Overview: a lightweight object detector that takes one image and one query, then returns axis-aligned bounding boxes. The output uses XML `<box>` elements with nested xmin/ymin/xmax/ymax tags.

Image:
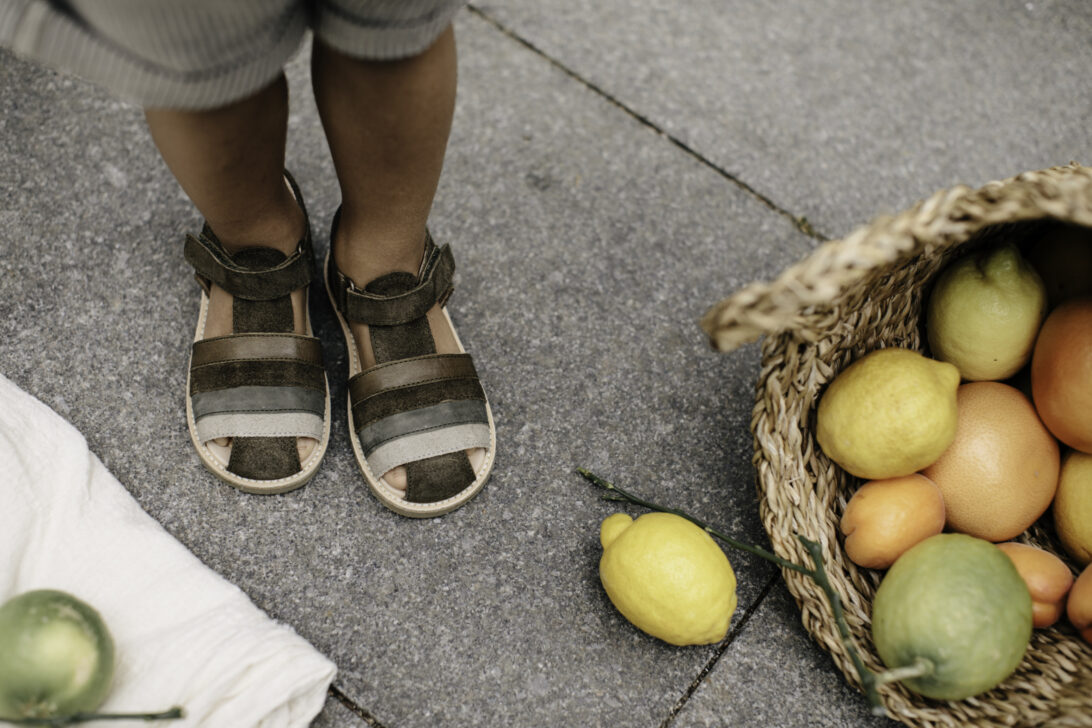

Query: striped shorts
<box><xmin>0</xmin><ymin>0</ymin><xmax>466</xmax><ymax>109</ymax></box>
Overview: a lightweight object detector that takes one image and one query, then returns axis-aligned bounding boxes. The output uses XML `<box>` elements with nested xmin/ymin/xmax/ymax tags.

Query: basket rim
<box><xmin>702</xmin><ymin>162</ymin><xmax>1092</xmax><ymax>353</ymax></box>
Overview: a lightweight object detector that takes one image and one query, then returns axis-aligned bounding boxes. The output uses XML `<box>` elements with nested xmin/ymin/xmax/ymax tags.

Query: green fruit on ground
<box><xmin>0</xmin><ymin>590</ymin><xmax>115</xmax><ymax>719</ymax></box>
<box><xmin>871</xmin><ymin>534</ymin><xmax>1032</xmax><ymax>701</ymax></box>
<box><xmin>599</xmin><ymin>512</ymin><xmax>737</xmax><ymax>646</ymax></box>
<box><xmin>816</xmin><ymin>348</ymin><xmax>960</xmax><ymax>480</ymax></box>
<box><xmin>927</xmin><ymin>243</ymin><xmax>1047</xmax><ymax>381</ymax></box>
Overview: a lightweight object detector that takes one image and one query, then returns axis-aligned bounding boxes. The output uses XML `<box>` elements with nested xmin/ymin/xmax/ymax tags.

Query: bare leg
<box><xmin>311</xmin><ymin>27</ymin><xmax>483</xmax><ymax>490</ymax></box>
<box><xmin>145</xmin><ymin>75</ymin><xmax>315</xmax><ymax>462</ymax></box>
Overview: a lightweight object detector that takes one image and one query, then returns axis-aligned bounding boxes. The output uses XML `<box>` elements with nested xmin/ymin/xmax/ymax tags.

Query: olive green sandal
<box><xmin>325</xmin><ymin>212</ymin><xmax>496</xmax><ymax>517</ymax></box>
<box><xmin>183</xmin><ymin>174</ymin><xmax>331</xmax><ymax>494</ymax></box>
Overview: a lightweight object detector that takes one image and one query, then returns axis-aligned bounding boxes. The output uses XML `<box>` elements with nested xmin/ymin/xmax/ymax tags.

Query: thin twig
<box><xmin>0</xmin><ymin>707</ymin><xmax>183</xmax><ymax>726</ymax></box>
<box><xmin>578</xmin><ymin>468</ymin><xmax>922</xmax><ymax>716</ymax></box>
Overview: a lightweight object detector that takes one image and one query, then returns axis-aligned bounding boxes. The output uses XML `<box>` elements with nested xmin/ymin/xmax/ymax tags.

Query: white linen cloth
<box><xmin>0</xmin><ymin>374</ymin><xmax>336</xmax><ymax>727</ymax></box>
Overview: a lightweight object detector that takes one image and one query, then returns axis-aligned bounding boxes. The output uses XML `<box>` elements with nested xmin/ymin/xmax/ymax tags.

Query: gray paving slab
<box><xmin>475</xmin><ymin>0</ymin><xmax>1092</xmax><ymax>239</ymax></box>
<box><xmin>673</xmin><ymin>580</ymin><xmax>890</xmax><ymax>728</ymax></box>
<box><xmin>0</xmin><ymin>7</ymin><xmax>869</xmax><ymax>728</ymax></box>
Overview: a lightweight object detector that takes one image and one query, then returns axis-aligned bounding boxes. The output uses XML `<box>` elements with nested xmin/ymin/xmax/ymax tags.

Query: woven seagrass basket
<box><xmin>701</xmin><ymin>163</ymin><xmax>1092</xmax><ymax>728</ymax></box>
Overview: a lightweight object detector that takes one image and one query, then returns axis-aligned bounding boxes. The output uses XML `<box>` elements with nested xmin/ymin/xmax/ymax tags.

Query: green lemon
<box><xmin>599</xmin><ymin>513</ymin><xmax>737</xmax><ymax>646</ymax></box>
<box><xmin>872</xmin><ymin>534</ymin><xmax>1032</xmax><ymax>701</ymax></box>
<box><xmin>927</xmin><ymin>244</ymin><xmax>1046</xmax><ymax>380</ymax></box>
<box><xmin>0</xmin><ymin>590</ymin><xmax>115</xmax><ymax>719</ymax></box>
<box><xmin>816</xmin><ymin>348</ymin><xmax>960</xmax><ymax>479</ymax></box>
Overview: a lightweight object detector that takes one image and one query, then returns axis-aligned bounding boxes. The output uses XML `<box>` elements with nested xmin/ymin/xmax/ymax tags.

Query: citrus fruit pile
<box><xmin>817</xmin><ymin>236</ymin><xmax>1092</xmax><ymax>701</ymax></box>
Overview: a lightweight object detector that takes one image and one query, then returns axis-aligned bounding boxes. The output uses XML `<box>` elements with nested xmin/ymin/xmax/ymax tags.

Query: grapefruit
<box><xmin>923</xmin><ymin>382</ymin><xmax>1059</xmax><ymax>542</ymax></box>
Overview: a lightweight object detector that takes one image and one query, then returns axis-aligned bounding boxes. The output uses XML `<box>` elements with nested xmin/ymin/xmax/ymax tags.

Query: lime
<box><xmin>0</xmin><ymin>590</ymin><xmax>115</xmax><ymax>719</ymax></box>
<box><xmin>599</xmin><ymin>513</ymin><xmax>737</xmax><ymax>646</ymax></box>
<box><xmin>816</xmin><ymin>348</ymin><xmax>960</xmax><ymax>479</ymax></box>
<box><xmin>871</xmin><ymin>534</ymin><xmax>1032</xmax><ymax>701</ymax></box>
<box><xmin>927</xmin><ymin>244</ymin><xmax>1046</xmax><ymax>380</ymax></box>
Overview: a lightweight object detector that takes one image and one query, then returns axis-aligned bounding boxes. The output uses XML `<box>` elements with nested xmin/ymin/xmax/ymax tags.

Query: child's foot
<box><xmin>331</xmin><ymin>225</ymin><xmax>485</xmax><ymax>493</ymax></box>
<box><xmin>186</xmin><ymin>174</ymin><xmax>329</xmax><ymax>492</ymax></box>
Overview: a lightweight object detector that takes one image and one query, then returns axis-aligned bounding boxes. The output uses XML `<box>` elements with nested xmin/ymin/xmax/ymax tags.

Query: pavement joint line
<box><xmin>657</xmin><ymin>570</ymin><xmax>781</xmax><ymax>728</ymax></box>
<box><xmin>466</xmin><ymin>4</ymin><xmax>830</xmax><ymax>243</ymax></box>
<box><xmin>328</xmin><ymin>684</ymin><xmax>388</xmax><ymax>728</ymax></box>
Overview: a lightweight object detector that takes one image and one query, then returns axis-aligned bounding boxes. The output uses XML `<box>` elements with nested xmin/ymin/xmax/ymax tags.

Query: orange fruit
<box><xmin>1031</xmin><ymin>298</ymin><xmax>1092</xmax><ymax>453</ymax></box>
<box><xmin>996</xmin><ymin>542</ymin><xmax>1074</xmax><ymax>628</ymax></box>
<box><xmin>1068</xmin><ymin>563</ymin><xmax>1092</xmax><ymax>645</ymax></box>
<box><xmin>922</xmin><ymin>382</ymin><xmax>1059</xmax><ymax>542</ymax></box>
<box><xmin>840</xmin><ymin>474</ymin><xmax>946</xmax><ymax>569</ymax></box>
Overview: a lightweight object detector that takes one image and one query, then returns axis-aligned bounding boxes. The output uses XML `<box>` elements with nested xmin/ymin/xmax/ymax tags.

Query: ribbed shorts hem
<box><xmin>315</xmin><ymin>1</ymin><xmax>465</xmax><ymax>61</ymax></box>
<box><xmin>0</xmin><ymin>0</ymin><xmax>466</xmax><ymax>110</ymax></box>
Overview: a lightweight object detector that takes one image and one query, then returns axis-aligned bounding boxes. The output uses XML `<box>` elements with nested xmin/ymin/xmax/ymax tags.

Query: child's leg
<box><xmin>145</xmin><ymin>75</ymin><xmax>307</xmax><ymax>341</ymax></box>
<box><xmin>312</xmin><ymin>27</ymin><xmax>456</xmax><ymax>290</ymax></box>
<box><xmin>146</xmin><ymin>75</ymin><xmax>318</xmax><ymax>467</ymax></box>
<box><xmin>312</xmin><ymin>25</ymin><xmax>487</xmax><ymax>496</ymax></box>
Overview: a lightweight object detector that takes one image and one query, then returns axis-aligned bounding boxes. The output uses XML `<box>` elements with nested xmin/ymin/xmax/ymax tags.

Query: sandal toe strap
<box><xmin>350</xmin><ymin>354</ymin><xmax>490</xmax><ymax>479</ymax></box>
<box><xmin>190</xmin><ymin>333</ymin><xmax>326</xmax><ymax>444</ymax></box>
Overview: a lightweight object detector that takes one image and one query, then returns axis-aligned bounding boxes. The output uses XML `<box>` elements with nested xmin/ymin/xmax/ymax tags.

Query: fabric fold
<box><xmin>0</xmin><ymin>374</ymin><xmax>336</xmax><ymax>728</ymax></box>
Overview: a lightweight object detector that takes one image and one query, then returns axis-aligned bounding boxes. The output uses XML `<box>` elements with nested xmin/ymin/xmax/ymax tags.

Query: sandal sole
<box><xmin>186</xmin><ymin>290</ymin><xmax>331</xmax><ymax>494</ymax></box>
<box><xmin>324</xmin><ymin>252</ymin><xmax>496</xmax><ymax>517</ymax></box>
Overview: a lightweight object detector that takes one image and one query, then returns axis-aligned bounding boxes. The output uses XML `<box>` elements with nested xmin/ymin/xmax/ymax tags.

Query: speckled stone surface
<box><xmin>474</xmin><ymin>0</ymin><xmax>1092</xmax><ymax>239</ymax></box>
<box><xmin>311</xmin><ymin>695</ymin><xmax>373</xmax><ymax>728</ymax></box>
<box><xmin>4</xmin><ymin>2</ymin><xmax>1078</xmax><ymax>726</ymax></box>
<box><xmin>673</xmin><ymin>581</ymin><xmax>891</xmax><ymax>728</ymax></box>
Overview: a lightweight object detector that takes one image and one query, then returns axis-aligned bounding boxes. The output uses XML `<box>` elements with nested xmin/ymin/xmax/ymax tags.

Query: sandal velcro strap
<box><xmin>184</xmin><ymin>226</ymin><xmax>316</xmax><ymax>301</ymax></box>
<box><xmin>329</xmin><ymin>233</ymin><xmax>455</xmax><ymax>326</ymax></box>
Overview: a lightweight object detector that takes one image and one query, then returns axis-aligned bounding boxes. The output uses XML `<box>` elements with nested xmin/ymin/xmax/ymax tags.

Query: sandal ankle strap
<box><xmin>328</xmin><ymin>229</ymin><xmax>456</xmax><ymax>327</ymax></box>
<box><xmin>183</xmin><ymin>172</ymin><xmax>316</xmax><ymax>301</ymax></box>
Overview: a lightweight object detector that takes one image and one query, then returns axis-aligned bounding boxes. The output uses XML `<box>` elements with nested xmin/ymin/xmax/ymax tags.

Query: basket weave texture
<box><xmin>701</xmin><ymin>163</ymin><xmax>1092</xmax><ymax>728</ymax></box>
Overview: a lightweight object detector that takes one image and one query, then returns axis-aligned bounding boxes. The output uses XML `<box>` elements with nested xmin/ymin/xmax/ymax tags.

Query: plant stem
<box><xmin>578</xmin><ymin>468</ymin><xmax>915</xmax><ymax>717</ymax></box>
<box><xmin>0</xmin><ymin>707</ymin><xmax>183</xmax><ymax>726</ymax></box>
<box><xmin>874</xmin><ymin>657</ymin><xmax>934</xmax><ymax>686</ymax></box>
<box><xmin>579</xmin><ymin>469</ymin><xmax>809</xmax><ymax>576</ymax></box>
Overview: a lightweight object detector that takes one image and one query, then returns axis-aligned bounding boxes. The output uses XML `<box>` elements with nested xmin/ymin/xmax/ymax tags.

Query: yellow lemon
<box><xmin>926</xmin><ymin>244</ymin><xmax>1047</xmax><ymax>380</ymax></box>
<box><xmin>1054</xmin><ymin>451</ymin><xmax>1092</xmax><ymax>566</ymax></box>
<box><xmin>599</xmin><ymin>513</ymin><xmax>737</xmax><ymax>646</ymax></box>
<box><xmin>816</xmin><ymin>348</ymin><xmax>960</xmax><ymax>479</ymax></box>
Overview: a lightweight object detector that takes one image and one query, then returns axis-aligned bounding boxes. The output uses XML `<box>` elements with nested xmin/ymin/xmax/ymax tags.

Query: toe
<box><xmin>297</xmin><ymin>436</ymin><xmax>318</xmax><ymax>463</ymax></box>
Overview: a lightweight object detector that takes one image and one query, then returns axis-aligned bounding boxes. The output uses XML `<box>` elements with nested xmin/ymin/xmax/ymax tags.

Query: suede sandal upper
<box><xmin>326</xmin><ymin>213</ymin><xmax>492</xmax><ymax>507</ymax></box>
<box><xmin>185</xmin><ymin>173</ymin><xmax>329</xmax><ymax>487</ymax></box>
